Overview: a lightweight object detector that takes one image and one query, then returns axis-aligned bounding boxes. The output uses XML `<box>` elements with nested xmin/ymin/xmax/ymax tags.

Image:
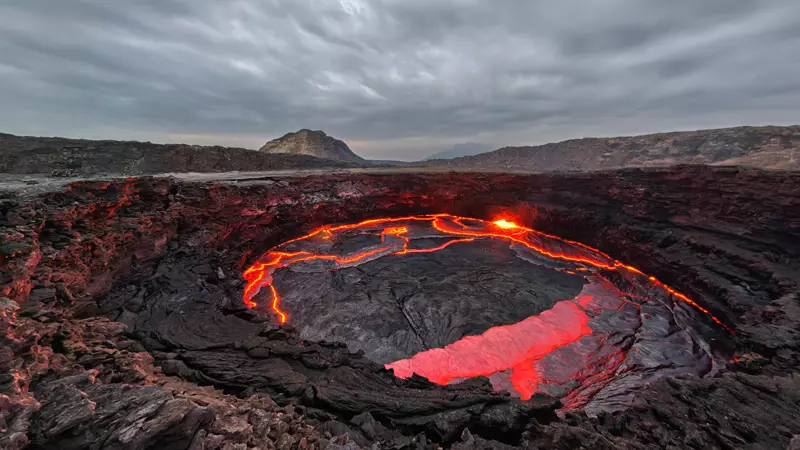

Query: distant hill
<box><xmin>365</xmin><ymin>159</ymin><xmax>417</xmax><ymax>167</ymax></box>
<box><xmin>0</xmin><ymin>134</ymin><xmax>362</xmax><ymax>177</ymax></box>
<box><xmin>423</xmin><ymin>143</ymin><xmax>490</xmax><ymax>161</ymax></box>
<box><xmin>260</xmin><ymin>129</ymin><xmax>365</xmax><ymax>163</ymax></box>
<box><xmin>424</xmin><ymin>126</ymin><xmax>799</xmax><ymax>172</ymax></box>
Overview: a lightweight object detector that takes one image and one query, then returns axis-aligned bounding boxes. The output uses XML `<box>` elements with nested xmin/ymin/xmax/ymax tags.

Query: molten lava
<box><xmin>492</xmin><ymin>218</ymin><xmax>520</xmax><ymax>229</ymax></box>
<box><xmin>241</xmin><ymin>214</ymin><xmax>731</xmax><ymax>405</ymax></box>
<box><xmin>386</xmin><ymin>299</ymin><xmax>593</xmax><ymax>386</ymax></box>
<box><xmin>243</xmin><ymin>214</ymin><xmax>729</xmax><ymax>330</ymax></box>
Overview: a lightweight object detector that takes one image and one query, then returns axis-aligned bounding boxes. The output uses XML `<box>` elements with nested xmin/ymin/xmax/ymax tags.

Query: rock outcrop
<box><xmin>260</xmin><ymin>130</ymin><xmax>365</xmax><ymax>163</ymax></box>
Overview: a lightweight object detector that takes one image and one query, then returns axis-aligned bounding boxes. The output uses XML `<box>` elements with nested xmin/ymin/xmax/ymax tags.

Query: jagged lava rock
<box><xmin>1</xmin><ymin>166</ymin><xmax>800</xmax><ymax>449</ymax></box>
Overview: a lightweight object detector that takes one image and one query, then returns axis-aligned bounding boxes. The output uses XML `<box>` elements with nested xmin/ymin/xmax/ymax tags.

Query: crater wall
<box><xmin>2</xmin><ymin>166</ymin><xmax>800</xmax><ymax>449</ymax></box>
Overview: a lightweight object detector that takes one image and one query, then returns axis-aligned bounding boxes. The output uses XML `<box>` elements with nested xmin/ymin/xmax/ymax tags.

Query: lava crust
<box><xmin>2</xmin><ymin>166</ymin><xmax>800</xmax><ymax>450</ymax></box>
<box><xmin>243</xmin><ymin>214</ymin><xmax>725</xmax><ymax>413</ymax></box>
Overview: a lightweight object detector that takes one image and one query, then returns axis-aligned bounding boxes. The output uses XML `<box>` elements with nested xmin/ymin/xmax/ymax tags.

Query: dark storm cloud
<box><xmin>0</xmin><ymin>0</ymin><xmax>798</xmax><ymax>159</ymax></box>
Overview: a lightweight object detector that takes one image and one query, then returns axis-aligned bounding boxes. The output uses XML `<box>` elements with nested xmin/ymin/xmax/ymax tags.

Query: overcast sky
<box><xmin>1</xmin><ymin>0</ymin><xmax>798</xmax><ymax>160</ymax></box>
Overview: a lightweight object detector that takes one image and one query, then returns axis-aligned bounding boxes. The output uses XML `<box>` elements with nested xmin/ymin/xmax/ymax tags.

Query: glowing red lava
<box><xmin>386</xmin><ymin>299</ymin><xmax>593</xmax><ymax>389</ymax></box>
<box><xmin>242</xmin><ymin>214</ymin><xmax>731</xmax><ymax>404</ymax></box>
<box><xmin>243</xmin><ymin>214</ymin><xmax>729</xmax><ymax>329</ymax></box>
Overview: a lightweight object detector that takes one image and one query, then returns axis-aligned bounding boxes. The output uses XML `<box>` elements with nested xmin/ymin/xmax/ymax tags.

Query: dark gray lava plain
<box><xmin>276</xmin><ymin>239</ymin><xmax>585</xmax><ymax>363</ymax></box>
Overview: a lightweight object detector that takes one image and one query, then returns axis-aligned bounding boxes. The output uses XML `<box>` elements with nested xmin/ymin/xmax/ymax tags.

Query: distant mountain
<box><xmin>366</xmin><ymin>159</ymin><xmax>417</xmax><ymax>167</ymax></box>
<box><xmin>260</xmin><ymin>129</ymin><xmax>365</xmax><ymax>163</ymax></box>
<box><xmin>0</xmin><ymin>134</ymin><xmax>361</xmax><ymax>177</ymax></box>
<box><xmin>424</xmin><ymin>126</ymin><xmax>800</xmax><ymax>172</ymax></box>
<box><xmin>423</xmin><ymin>143</ymin><xmax>490</xmax><ymax>160</ymax></box>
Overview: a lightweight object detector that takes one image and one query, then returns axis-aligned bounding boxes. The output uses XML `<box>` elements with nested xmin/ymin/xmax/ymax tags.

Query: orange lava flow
<box><xmin>386</xmin><ymin>299</ymin><xmax>593</xmax><ymax>393</ymax></box>
<box><xmin>241</xmin><ymin>214</ymin><xmax>732</xmax><ymax>333</ymax></box>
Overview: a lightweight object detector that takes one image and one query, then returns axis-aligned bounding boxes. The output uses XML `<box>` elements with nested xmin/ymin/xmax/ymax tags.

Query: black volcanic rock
<box><xmin>273</xmin><ymin>239</ymin><xmax>586</xmax><ymax>363</ymax></box>
<box><xmin>260</xmin><ymin>129</ymin><xmax>365</xmax><ymax>163</ymax></box>
<box><xmin>2</xmin><ymin>166</ymin><xmax>800</xmax><ymax>449</ymax></box>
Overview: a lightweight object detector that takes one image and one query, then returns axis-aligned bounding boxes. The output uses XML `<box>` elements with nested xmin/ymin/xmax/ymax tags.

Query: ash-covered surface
<box><xmin>2</xmin><ymin>166</ymin><xmax>800</xmax><ymax>449</ymax></box>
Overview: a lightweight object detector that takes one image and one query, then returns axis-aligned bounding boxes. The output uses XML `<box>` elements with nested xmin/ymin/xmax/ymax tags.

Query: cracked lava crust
<box><xmin>2</xmin><ymin>166</ymin><xmax>800</xmax><ymax>449</ymax></box>
<box><xmin>241</xmin><ymin>214</ymin><xmax>729</xmax><ymax>414</ymax></box>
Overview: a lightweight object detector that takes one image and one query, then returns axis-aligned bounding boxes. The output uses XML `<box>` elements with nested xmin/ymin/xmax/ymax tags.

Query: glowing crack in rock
<box><xmin>243</xmin><ymin>214</ymin><xmax>729</xmax><ymax>331</ymax></box>
<box><xmin>242</xmin><ymin>214</ymin><xmax>731</xmax><ymax>409</ymax></box>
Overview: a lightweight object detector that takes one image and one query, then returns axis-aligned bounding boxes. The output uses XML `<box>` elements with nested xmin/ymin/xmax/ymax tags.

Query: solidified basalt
<box><xmin>1</xmin><ymin>166</ymin><xmax>800</xmax><ymax>449</ymax></box>
<box><xmin>272</xmin><ymin>239</ymin><xmax>585</xmax><ymax>363</ymax></box>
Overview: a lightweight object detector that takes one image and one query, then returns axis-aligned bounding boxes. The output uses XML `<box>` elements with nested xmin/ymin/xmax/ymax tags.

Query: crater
<box><xmin>5</xmin><ymin>168</ymin><xmax>799</xmax><ymax>449</ymax></box>
<box><xmin>243</xmin><ymin>214</ymin><xmax>728</xmax><ymax>413</ymax></box>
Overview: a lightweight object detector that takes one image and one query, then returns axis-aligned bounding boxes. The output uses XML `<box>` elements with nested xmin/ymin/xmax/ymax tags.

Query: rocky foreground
<box><xmin>1</xmin><ymin>166</ymin><xmax>800</xmax><ymax>449</ymax></box>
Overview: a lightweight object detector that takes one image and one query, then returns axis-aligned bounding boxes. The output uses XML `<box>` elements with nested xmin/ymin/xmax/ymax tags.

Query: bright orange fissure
<box><xmin>241</xmin><ymin>214</ymin><xmax>732</xmax><ymax>333</ymax></box>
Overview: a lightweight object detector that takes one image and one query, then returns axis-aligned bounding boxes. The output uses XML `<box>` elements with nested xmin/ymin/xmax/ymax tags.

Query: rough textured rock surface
<box><xmin>271</xmin><ymin>239</ymin><xmax>586</xmax><ymax>364</ymax></box>
<box><xmin>0</xmin><ymin>133</ymin><xmax>360</xmax><ymax>177</ymax></box>
<box><xmin>260</xmin><ymin>130</ymin><xmax>365</xmax><ymax>164</ymax></box>
<box><xmin>425</xmin><ymin>125</ymin><xmax>800</xmax><ymax>171</ymax></box>
<box><xmin>1</xmin><ymin>166</ymin><xmax>800</xmax><ymax>449</ymax></box>
<box><xmin>245</xmin><ymin>215</ymin><xmax>723</xmax><ymax>411</ymax></box>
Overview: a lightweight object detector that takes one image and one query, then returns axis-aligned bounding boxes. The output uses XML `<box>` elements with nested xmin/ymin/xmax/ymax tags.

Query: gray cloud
<box><xmin>0</xmin><ymin>0</ymin><xmax>798</xmax><ymax>160</ymax></box>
